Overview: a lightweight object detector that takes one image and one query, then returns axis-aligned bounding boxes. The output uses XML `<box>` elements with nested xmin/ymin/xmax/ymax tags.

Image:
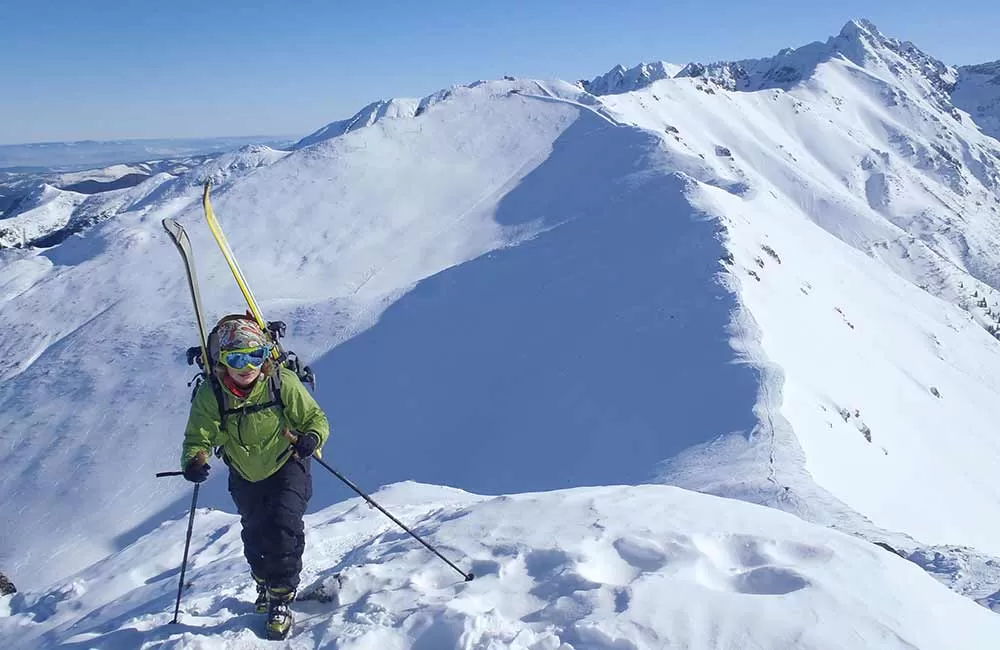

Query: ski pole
<box><xmin>155</xmin><ymin>471</ymin><xmax>201</xmax><ymax>623</ymax></box>
<box><xmin>310</xmin><ymin>454</ymin><xmax>474</xmax><ymax>582</ymax></box>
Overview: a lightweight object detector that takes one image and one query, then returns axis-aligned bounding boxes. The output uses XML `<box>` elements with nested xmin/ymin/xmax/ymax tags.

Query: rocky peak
<box><xmin>582</xmin><ymin>61</ymin><xmax>682</xmax><ymax>96</ymax></box>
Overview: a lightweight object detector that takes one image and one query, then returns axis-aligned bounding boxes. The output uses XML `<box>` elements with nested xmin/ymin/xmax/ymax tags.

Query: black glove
<box><xmin>183</xmin><ymin>456</ymin><xmax>210</xmax><ymax>483</ymax></box>
<box><xmin>292</xmin><ymin>432</ymin><xmax>320</xmax><ymax>459</ymax></box>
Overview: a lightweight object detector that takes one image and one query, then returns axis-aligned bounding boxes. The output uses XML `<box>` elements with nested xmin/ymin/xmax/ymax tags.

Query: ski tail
<box><xmin>198</xmin><ymin>180</ymin><xmax>317</xmax><ymax>392</ymax></box>
<box><xmin>201</xmin><ymin>181</ymin><xmax>279</xmax><ymax>359</ymax></box>
<box><xmin>163</xmin><ymin>217</ymin><xmax>211</xmax><ymax>370</ymax></box>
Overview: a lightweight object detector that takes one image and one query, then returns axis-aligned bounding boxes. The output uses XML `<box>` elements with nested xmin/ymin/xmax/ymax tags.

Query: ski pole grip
<box><xmin>156</xmin><ymin>471</ymin><xmax>185</xmax><ymax>478</ymax></box>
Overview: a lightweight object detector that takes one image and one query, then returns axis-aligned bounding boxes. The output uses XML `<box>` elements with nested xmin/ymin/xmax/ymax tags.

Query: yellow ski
<box><xmin>201</xmin><ymin>181</ymin><xmax>280</xmax><ymax>360</ymax></box>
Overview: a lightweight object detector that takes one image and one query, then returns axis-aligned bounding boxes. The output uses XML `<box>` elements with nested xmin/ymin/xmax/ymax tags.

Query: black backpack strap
<box><xmin>270</xmin><ymin>369</ymin><xmax>284</xmax><ymax>410</ymax></box>
<box><xmin>214</xmin><ymin>369</ymin><xmax>286</xmax><ymax>425</ymax></box>
<box><xmin>208</xmin><ymin>374</ymin><xmax>230</xmax><ymax>430</ymax></box>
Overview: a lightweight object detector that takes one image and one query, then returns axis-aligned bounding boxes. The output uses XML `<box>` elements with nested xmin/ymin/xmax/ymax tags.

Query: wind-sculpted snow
<box><xmin>3</xmin><ymin>19</ymin><xmax>1000</xmax><ymax>644</ymax></box>
<box><xmin>3</xmin><ymin>483</ymin><xmax>999</xmax><ymax>649</ymax></box>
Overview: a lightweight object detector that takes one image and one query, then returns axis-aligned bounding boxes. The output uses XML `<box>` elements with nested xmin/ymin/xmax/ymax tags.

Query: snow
<box><xmin>583</xmin><ymin>61</ymin><xmax>682</xmax><ymax>95</ymax></box>
<box><xmin>2</xmin><ymin>17</ymin><xmax>1000</xmax><ymax>649</ymax></box>
<box><xmin>294</xmin><ymin>99</ymin><xmax>424</xmax><ymax>149</ymax></box>
<box><xmin>0</xmin><ymin>146</ymin><xmax>291</xmax><ymax>248</ymax></box>
<box><xmin>591</xmin><ymin>48</ymin><xmax>1000</xmax><ymax>555</ymax></box>
<box><xmin>5</xmin><ymin>482</ymin><xmax>1000</xmax><ymax>649</ymax></box>
<box><xmin>0</xmin><ymin>184</ymin><xmax>88</xmax><ymax>246</ymax></box>
<box><xmin>54</xmin><ymin>164</ymin><xmax>150</xmax><ymax>186</ymax></box>
<box><xmin>953</xmin><ymin>61</ymin><xmax>1000</xmax><ymax>141</ymax></box>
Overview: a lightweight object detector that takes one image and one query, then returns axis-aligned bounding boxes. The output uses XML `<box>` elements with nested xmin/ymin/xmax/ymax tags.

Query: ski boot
<box><xmin>265</xmin><ymin>586</ymin><xmax>296</xmax><ymax>640</ymax></box>
<box><xmin>252</xmin><ymin>574</ymin><xmax>268</xmax><ymax>614</ymax></box>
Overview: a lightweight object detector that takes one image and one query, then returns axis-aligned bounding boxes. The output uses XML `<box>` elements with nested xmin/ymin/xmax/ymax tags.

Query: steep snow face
<box><xmin>5</xmin><ymin>482</ymin><xmax>1000</xmax><ymax>650</ymax></box>
<box><xmin>582</xmin><ymin>61</ymin><xmax>682</xmax><ymax>95</ymax></box>
<box><xmin>953</xmin><ymin>61</ymin><xmax>1000</xmax><ymax>141</ymax></box>
<box><xmin>595</xmin><ymin>22</ymin><xmax>1000</xmax><ymax>556</ymax></box>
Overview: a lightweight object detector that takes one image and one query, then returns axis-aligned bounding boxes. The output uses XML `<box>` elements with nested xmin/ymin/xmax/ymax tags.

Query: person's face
<box><xmin>226</xmin><ymin>364</ymin><xmax>262</xmax><ymax>387</ymax></box>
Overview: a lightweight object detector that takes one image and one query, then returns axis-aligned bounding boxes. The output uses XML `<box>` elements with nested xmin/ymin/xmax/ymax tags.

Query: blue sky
<box><xmin>2</xmin><ymin>0</ymin><xmax>997</xmax><ymax>144</ymax></box>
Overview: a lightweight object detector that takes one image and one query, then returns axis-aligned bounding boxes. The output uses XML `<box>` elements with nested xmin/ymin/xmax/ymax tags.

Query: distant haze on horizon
<box><xmin>3</xmin><ymin>0</ymin><xmax>997</xmax><ymax>145</ymax></box>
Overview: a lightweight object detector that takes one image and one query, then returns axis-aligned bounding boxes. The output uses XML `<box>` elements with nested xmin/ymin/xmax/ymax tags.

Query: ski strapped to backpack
<box><xmin>162</xmin><ymin>182</ymin><xmax>317</xmax><ymax>450</ymax></box>
<box><xmin>201</xmin><ymin>180</ymin><xmax>280</xmax><ymax>363</ymax></box>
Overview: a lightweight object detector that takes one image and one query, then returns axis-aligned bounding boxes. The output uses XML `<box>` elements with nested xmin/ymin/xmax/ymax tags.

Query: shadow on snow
<box><xmin>307</xmin><ymin>112</ymin><xmax>759</xmax><ymax>502</ymax></box>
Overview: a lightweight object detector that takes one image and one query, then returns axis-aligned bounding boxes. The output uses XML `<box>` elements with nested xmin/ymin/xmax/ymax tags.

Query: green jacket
<box><xmin>181</xmin><ymin>366</ymin><xmax>330</xmax><ymax>482</ymax></box>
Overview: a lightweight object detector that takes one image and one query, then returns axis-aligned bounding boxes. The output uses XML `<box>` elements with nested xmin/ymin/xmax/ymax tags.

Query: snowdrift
<box><xmin>3</xmin><ymin>482</ymin><xmax>998</xmax><ymax>649</ymax></box>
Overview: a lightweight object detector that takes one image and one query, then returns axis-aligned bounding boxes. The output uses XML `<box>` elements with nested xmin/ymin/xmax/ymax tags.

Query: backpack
<box><xmin>185</xmin><ymin>313</ymin><xmax>317</xmax><ymax>432</ymax></box>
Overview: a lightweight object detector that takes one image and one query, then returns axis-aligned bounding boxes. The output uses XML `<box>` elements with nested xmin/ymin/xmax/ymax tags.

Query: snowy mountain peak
<box><xmin>582</xmin><ymin>61</ymin><xmax>682</xmax><ymax>95</ymax></box>
<box><xmin>837</xmin><ymin>17</ymin><xmax>882</xmax><ymax>43</ymax></box>
<box><xmin>672</xmin><ymin>18</ymin><xmax>958</xmax><ymax>104</ymax></box>
<box><xmin>195</xmin><ymin>143</ymin><xmax>288</xmax><ymax>184</ymax></box>
<box><xmin>6</xmin><ymin>17</ymin><xmax>1000</xmax><ymax>648</ymax></box>
<box><xmin>832</xmin><ymin>18</ymin><xmax>957</xmax><ymax>96</ymax></box>
<box><xmin>293</xmin><ymin>98</ymin><xmax>423</xmax><ymax>149</ymax></box>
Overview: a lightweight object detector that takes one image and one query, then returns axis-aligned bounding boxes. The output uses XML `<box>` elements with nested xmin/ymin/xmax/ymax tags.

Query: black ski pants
<box><xmin>228</xmin><ymin>456</ymin><xmax>313</xmax><ymax>591</ymax></box>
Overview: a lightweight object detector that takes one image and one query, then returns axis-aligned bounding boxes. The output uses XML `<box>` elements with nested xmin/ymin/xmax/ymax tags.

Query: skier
<box><xmin>179</xmin><ymin>315</ymin><xmax>330</xmax><ymax>640</ymax></box>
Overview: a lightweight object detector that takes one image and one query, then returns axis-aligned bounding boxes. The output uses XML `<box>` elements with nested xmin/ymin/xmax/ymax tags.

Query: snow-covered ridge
<box><xmin>0</xmin><ymin>145</ymin><xmax>289</xmax><ymax>248</ymax></box>
<box><xmin>674</xmin><ymin>19</ymin><xmax>957</xmax><ymax>106</ymax></box>
<box><xmin>293</xmin><ymin>98</ymin><xmax>424</xmax><ymax>149</ymax></box>
<box><xmin>586</xmin><ymin>6</ymin><xmax>1000</xmax><ymax>601</ymax></box>
<box><xmin>3</xmin><ymin>18</ymin><xmax>1000</xmax><ymax>645</ymax></box>
<box><xmin>0</xmin><ymin>184</ymin><xmax>87</xmax><ymax>248</ymax></box>
<box><xmin>581</xmin><ymin>61</ymin><xmax>682</xmax><ymax>95</ymax></box>
<box><xmin>293</xmin><ymin>79</ymin><xmax>589</xmax><ymax>149</ymax></box>
<box><xmin>584</xmin><ymin>20</ymin><xmax>974</xmax><ymax>132</ymax></box>
<box><xmin>193</xmin><ymin>144</ymin><xmax>289</xmax><ymax>185</ymax></box>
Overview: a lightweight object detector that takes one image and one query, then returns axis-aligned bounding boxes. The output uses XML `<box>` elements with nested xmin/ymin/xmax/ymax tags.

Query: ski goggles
<box><xmin>220</xmin><ymin>345</ymin><xmax>272</xmax><ymax>370</ymax></box>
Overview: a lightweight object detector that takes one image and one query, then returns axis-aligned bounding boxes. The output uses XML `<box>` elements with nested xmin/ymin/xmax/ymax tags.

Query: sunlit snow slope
<box><xmin>1</xmin><ymin>78</ymin><xmax>760</xmax><ymax>592</ymax></box>
<box><xmin>2</xmin><ymin>17</ymin><xmax>1000</xmax><ymax>649</ymax></box>
<box><xmin>592</xmin><ymin>19</ymin><xmax>1000</xmax><ymax>558</ymax></box>
<box><xmin>5</xmin><ymin>483</ymin><xmax>1000</xmax><ymax>649</ymax></box>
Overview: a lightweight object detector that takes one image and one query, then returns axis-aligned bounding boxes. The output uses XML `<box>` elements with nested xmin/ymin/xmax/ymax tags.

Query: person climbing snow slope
<box><xmin>179</xmin><ymin>314</ymin><xmax>330</xmax><ymax>640</ymax></box>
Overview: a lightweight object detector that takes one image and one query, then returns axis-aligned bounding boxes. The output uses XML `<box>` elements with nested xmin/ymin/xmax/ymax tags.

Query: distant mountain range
<box><xmin>0</xmin><ymin>135</ymin><xmax>297</xmax><ymax>172</ymax></box>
